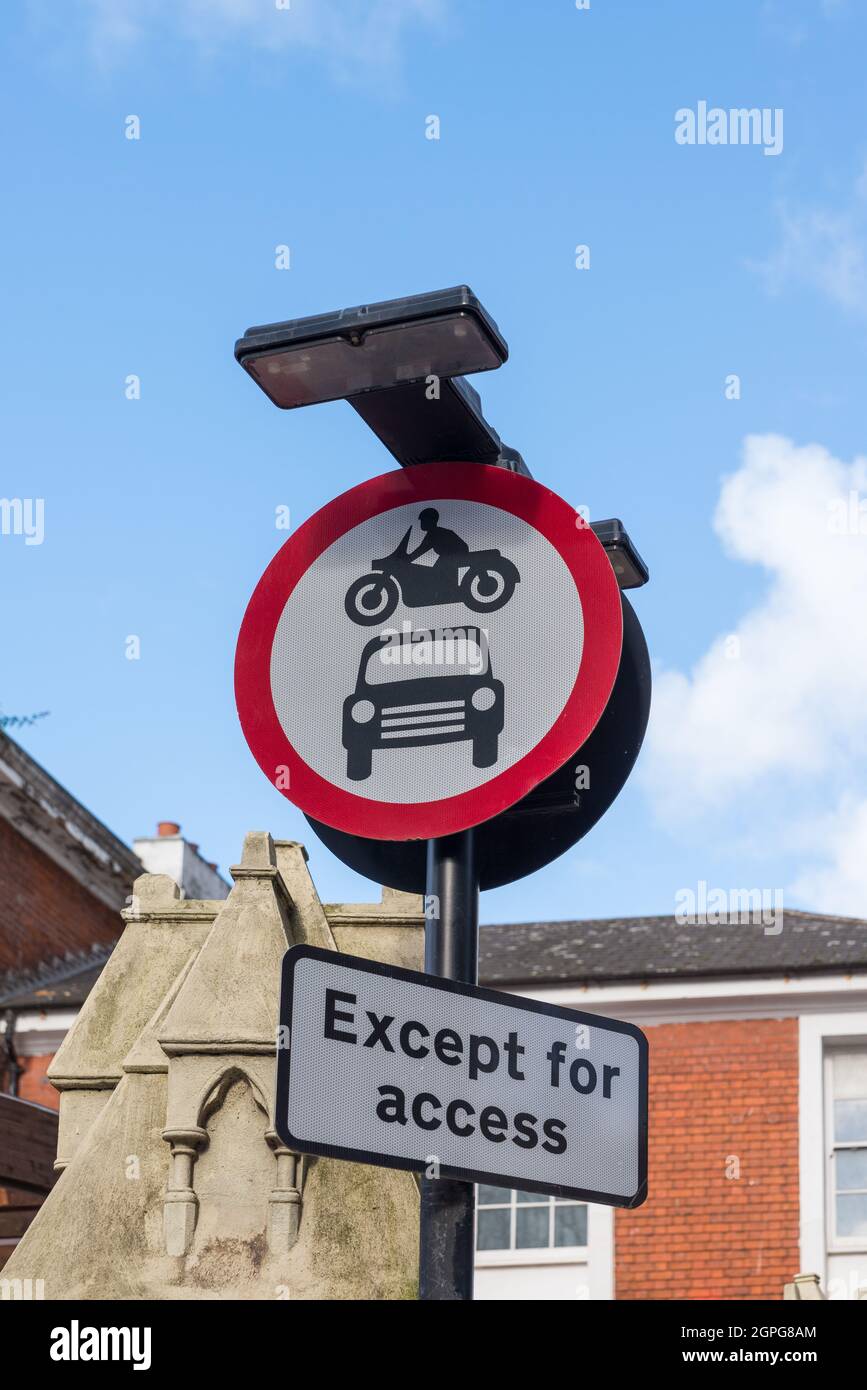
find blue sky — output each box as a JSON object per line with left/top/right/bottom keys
{"left": 3, "top": 0, "right": 867, "bottom": 924}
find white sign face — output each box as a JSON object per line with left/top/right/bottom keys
{"left": 276, "top": 947, "right": 648, "bottom": 1207}
{"left": 235, "top": 463, "right": 623, "bottom": 842}
{"left": 270, "top": 498, "right": 582, "bottom": 803}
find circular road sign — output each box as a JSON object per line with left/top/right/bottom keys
{"left": 235, "top": 463, "right": 622, "bottom": 841}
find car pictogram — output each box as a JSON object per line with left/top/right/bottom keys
{"left": 342, "top": 624, "right": 505, "bottom": 781}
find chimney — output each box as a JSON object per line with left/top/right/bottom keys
{"left": 134, "top": 823, "right": 229, "bottom": 901}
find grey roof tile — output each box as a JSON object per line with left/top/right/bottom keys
{"left": 479, "top": 910, "right": 867, "bottom": 985}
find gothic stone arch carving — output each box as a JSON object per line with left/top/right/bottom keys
{"left": 161, "top": 1065, "right": 301, "bottom": 1257}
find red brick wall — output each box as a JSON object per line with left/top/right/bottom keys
{"left": 16, "top": 1054, "right": 59, "bottom": 1111}
{"left": 0, "top": 816, "right": 122, "bottom": 975}
{"left": 615, "top": 1017, "right": 800, "bottom": 1300}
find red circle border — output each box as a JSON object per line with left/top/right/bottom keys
{"left": 234, "top": 463, "right": 622, "bottom": 841}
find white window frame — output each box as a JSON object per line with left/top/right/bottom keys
{"left": 474, "top": 1193, "right": 614, "bottom": 1297}
{"left": 799, "top": 1012, "right": 867, "bottom": 1282}
{"left": 475, "top": 1188, "right": 588, "bottom": 1265}
{"left": 823, "top": 1044, "right": 867, "bottom": 1252}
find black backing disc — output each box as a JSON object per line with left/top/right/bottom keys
{"left": 306, "top": 594, "right": 651, "bottom": 892}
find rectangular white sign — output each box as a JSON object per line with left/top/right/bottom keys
{"left": 277, "top": 947, "right": 648, "bottom": 1206}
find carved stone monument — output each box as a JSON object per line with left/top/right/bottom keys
{"left": 4, "top": 833, "right": 424, "bottom": 1299}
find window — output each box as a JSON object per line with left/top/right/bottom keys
{"left": 476, "top": 1185, "right": 587, "bottom": 1252}
{"left": 826, "top": 1048, "right": 867, "bottom": 1246}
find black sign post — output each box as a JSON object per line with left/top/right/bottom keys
{"left": 237, "top": 286, "right": 651, "bottom": 1303}
{"left": 420, "top": 830, "right": 479, "bottom": 1301}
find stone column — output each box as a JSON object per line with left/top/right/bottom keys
{"left": 266, "top": 1129, "right": 302, "bottom": 1251}
{"left": 162, "top": 1125, "right": 207, "bottom": 1257}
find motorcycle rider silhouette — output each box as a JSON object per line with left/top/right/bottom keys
{"left": 405, "top": 508, "right": 470, "bottom": 569}
{"left": 344, "top": 509, "right": 521, "bottom": 625}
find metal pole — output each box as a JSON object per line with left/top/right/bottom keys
{"left": 419, "top": 828, "right": 478, "bottom": 1301}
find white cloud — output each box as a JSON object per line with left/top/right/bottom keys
{"left": 44, "top": 0, "right": 445, "bottom": 79}
{"left": 750, "top": 161, "right": 867, "bottom": 316}
{"left": 791, "top": 797, "right": 867, "bottom": 914}
{"left": 761, "top": 0, "right": 851, "bottom": 46}
{"left": 644, "top": 433, "right": 867, "bottom": 914}
{"left": 750, "top": 204, "right": 867, "bottom": 315}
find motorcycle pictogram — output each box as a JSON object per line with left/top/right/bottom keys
{"left": 344, "top": 509, "right": 521, "bottom": 626}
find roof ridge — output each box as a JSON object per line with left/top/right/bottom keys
{"left": 481, "top": 908, "right": 867, "bottom": 930}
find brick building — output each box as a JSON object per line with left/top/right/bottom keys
{"left": 0, "top": 730, "right": 229, "bottom": 1266}
{"left": 0, "top": 732, "right": 230, "bottom": 1109}
{"left": 475, "top": 914, "right": 867, "bottom": 1301}
{"left": 0, "top": 729, "right": 143, "bottom": 1108}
